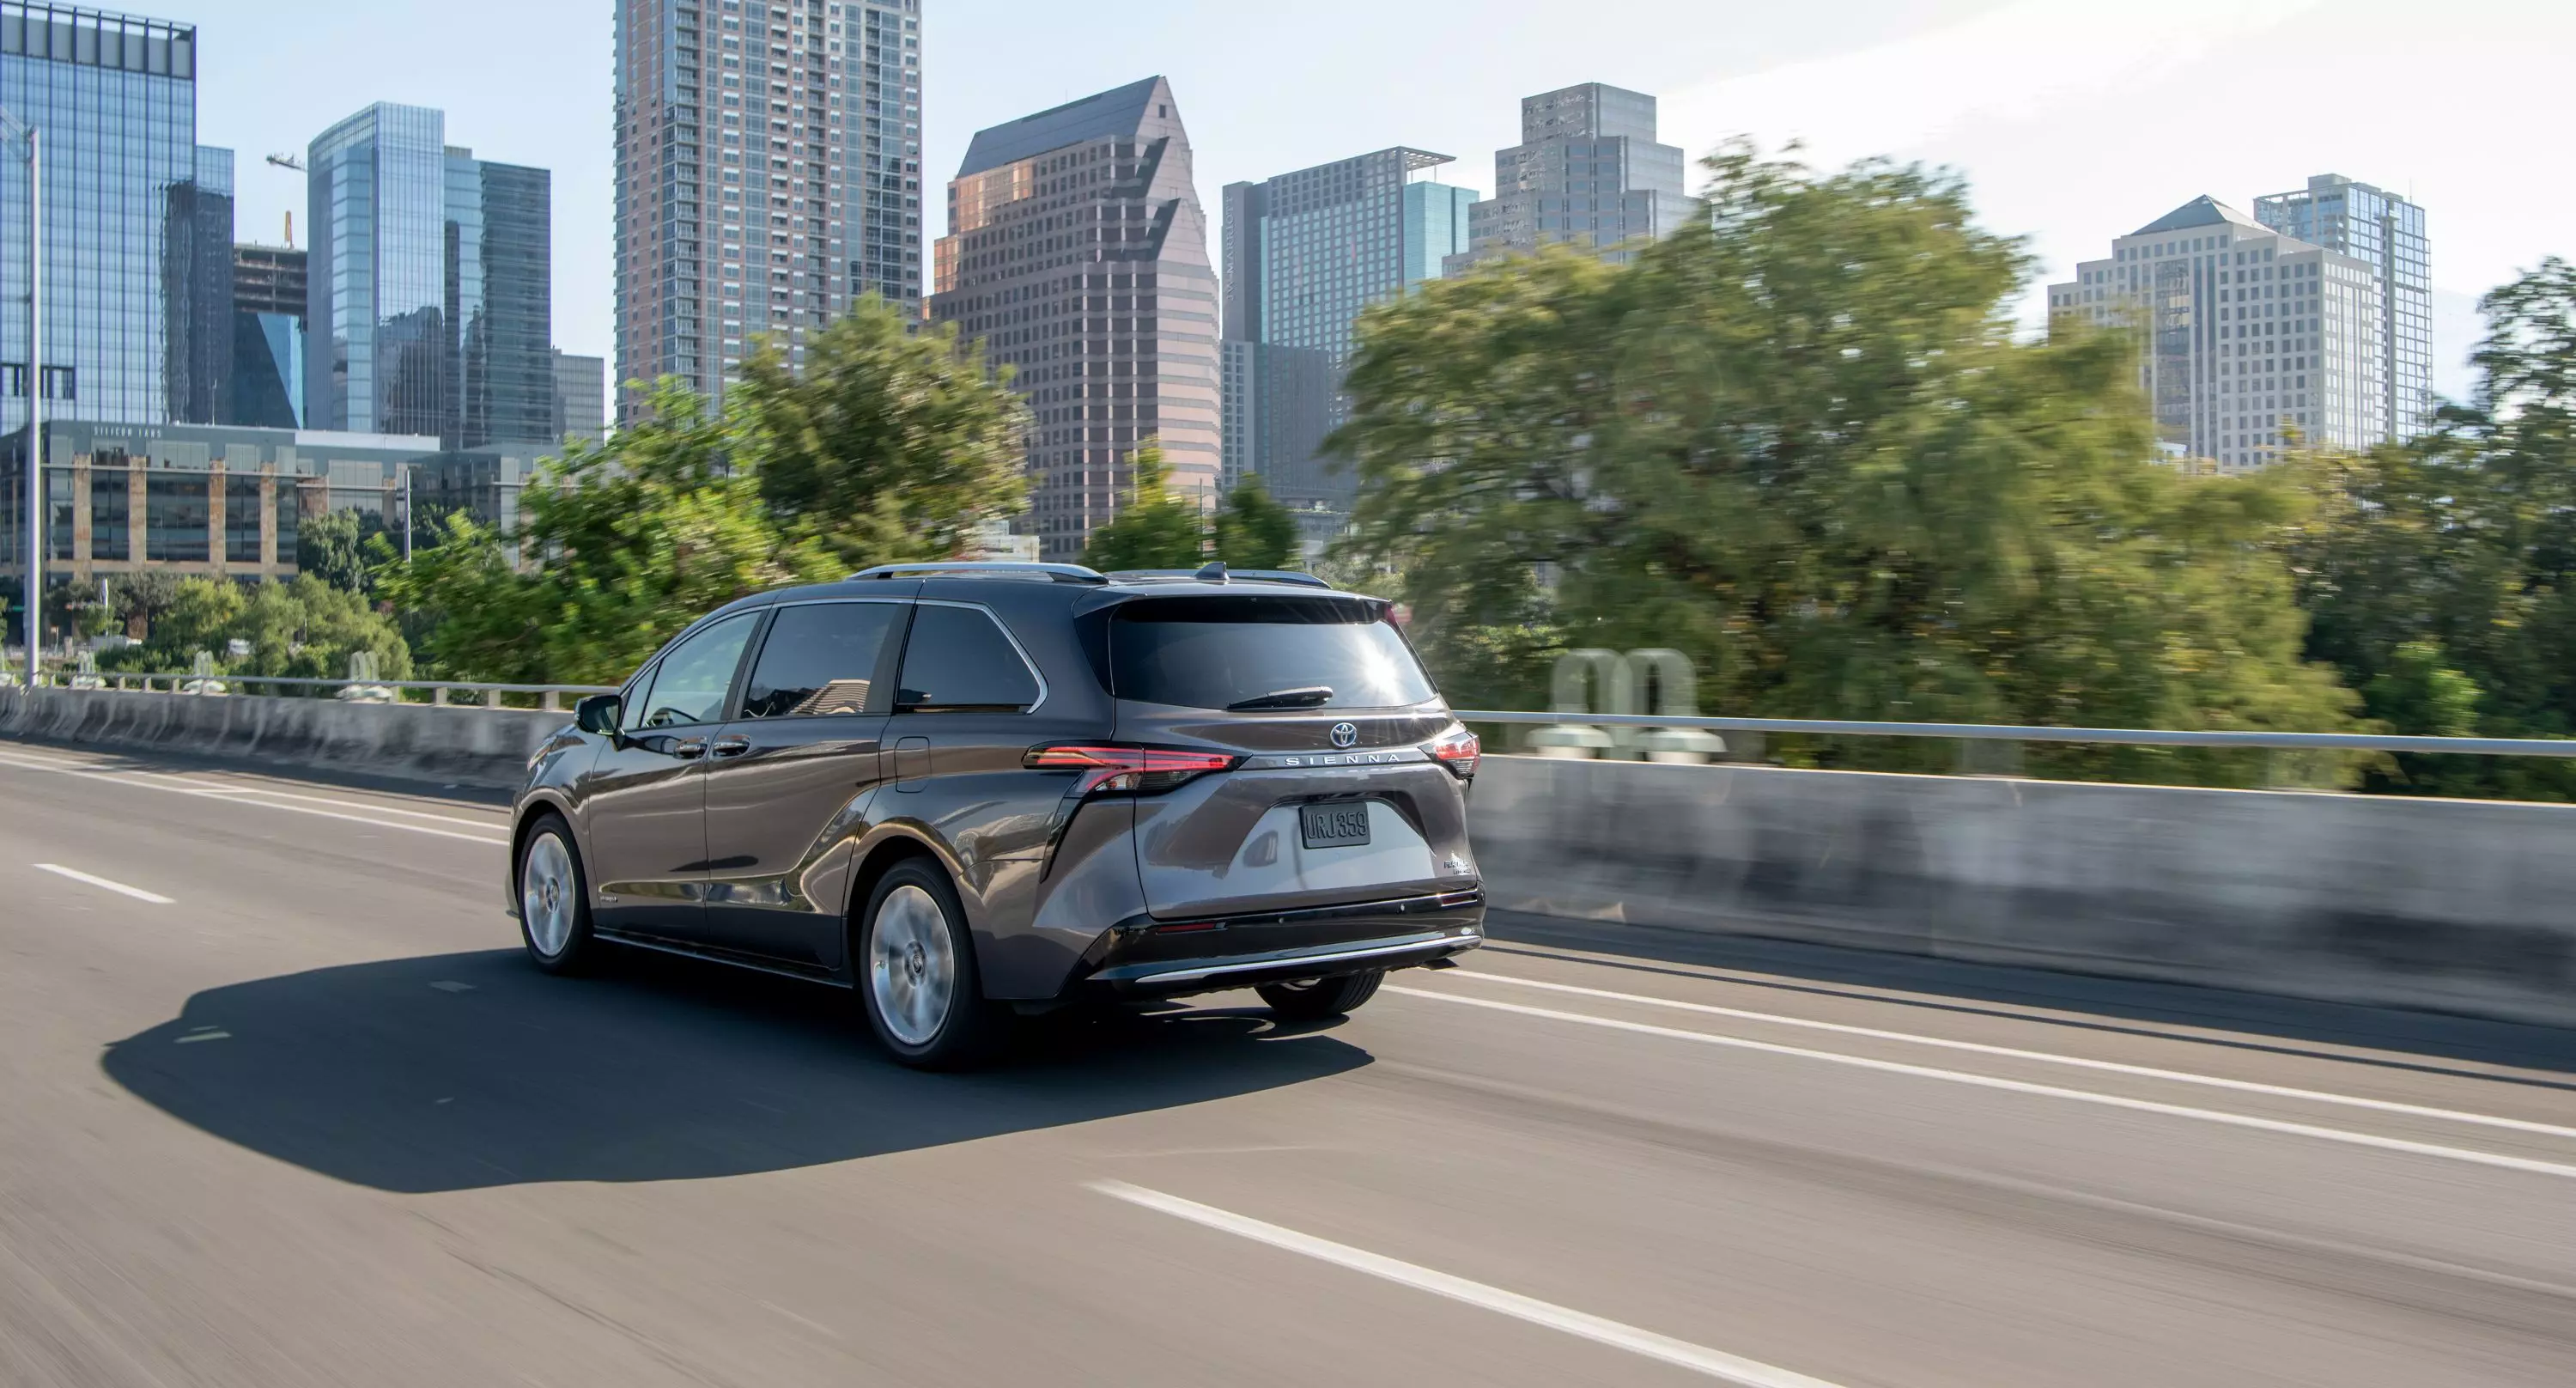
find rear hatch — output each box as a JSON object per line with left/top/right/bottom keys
{"left": 1104, "top": 590, "right": 1479, "bottom": 921}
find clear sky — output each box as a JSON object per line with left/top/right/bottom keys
{"left": 171, "top": 0, "right": 2576, "bottom": 404}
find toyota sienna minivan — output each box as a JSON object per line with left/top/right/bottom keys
{"left": 507, "top": 561, "right": 1485, "bottom": 1067}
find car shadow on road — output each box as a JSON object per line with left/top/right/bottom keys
{"left": 101, "top": 948, "right": 1367, "bottom": 1194}
{"left": 1485, "top": 910, "right": 2576, "bottom": 1090}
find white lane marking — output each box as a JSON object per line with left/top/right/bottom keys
{"left": 0, "top": 752, "right": 508, "bottom": 847}
{"left": 1386, "top": 987, "right": 2576, "bottom": 1182}
{"left": 182, "top": 783, "right": 508, "bottom": 831}
{"left": 428, "top": 980, "right": 476, "bottom": 993}
{"left": 1092, "top": 1180, "right": 1849, "bottom": 1388}
{"left": 1450, "top": 971, "right": 2576, "bottom": 1142}
{"left": 33, "top": 862, "right": 175, "bottom": 904}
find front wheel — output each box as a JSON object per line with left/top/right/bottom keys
{"left": 518, "top": 814, "right": 605, "bottom": 975}
{"left": 1256, "top": 969, "right": 1384, "bottom": 1020}
{"left": 858, "top": 861, "right": 1010, "bottom": 1069}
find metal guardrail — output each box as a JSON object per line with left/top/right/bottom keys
{"left": 17, "top": 672, "right": 618, "bottom": 711}
{"left": 1453, "top": 709, "right": 2576, "bottom": 760}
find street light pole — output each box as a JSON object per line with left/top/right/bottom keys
{"left": 1, "top": 111, "right": 36, "bottom": 685}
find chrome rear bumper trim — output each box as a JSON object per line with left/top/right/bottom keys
{"left": 1122, "top": 931, "right": 1480, "bottom": 988}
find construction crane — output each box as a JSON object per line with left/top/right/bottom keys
{"left": 264, "top": 152, "right": 304, "bottom": 172}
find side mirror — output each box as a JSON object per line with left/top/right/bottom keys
{"left": 574, "top": 693, "right": 623, "bottom": 736}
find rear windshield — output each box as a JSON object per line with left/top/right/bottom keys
{"left": 1110, "top": 595, "right": 1437, "bottom": 711}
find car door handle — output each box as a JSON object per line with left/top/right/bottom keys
{"left": 669, "top": 737, "right": 709, "bottom": 760}
{"left": 708, "top": 734, "right": 752, "bottom": 758}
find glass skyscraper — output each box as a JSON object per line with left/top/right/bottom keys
{"left": 613, "top": 0, "right": 924, "bottom": 424}
{"left": 1220, "top": 148, "right": 1474, "bottom": 530}
{"left": 1448, "top": 82, "right": 1693, "bottom": 274}
{"left": 2255, "top": 174, "right": 2432, "bottom": 435}
{"left": 306, "top": 102, "right": 555, "bottom": 448}
{"left": 228, "top": 243, "right": 305, "bottom": 429}
{"left": 0, "top": 3, "right": 228, "bottom": 425}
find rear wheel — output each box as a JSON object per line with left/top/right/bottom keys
{"left": 859, "top": 860, "right": 1010, "bottom": 1069}
{"left": 1256, "top": 968, "right": 1384, "bottom": 1020}
{"left": 518, "top": 814, "right": 604, "bottom": 975}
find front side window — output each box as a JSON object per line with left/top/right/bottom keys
{"left": 633, "top": 612, "right": 758, "bottom": 728}
{"left": 1110, "top": 597, "right": 1437, "bottom": 711}
{"left": 895, "top": 604, "right": 1041, "bottom": 711}
{"left": 740, "top": 601, "right": 903, "bottom": 718}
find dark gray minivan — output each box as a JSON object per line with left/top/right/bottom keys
{"left": 507, "top": 562, "right": 1485, "bottom": 1067}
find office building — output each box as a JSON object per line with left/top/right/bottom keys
{"left": 305, "top": 103, "right": 555, "bottom": 450}
{"left": 1221, "top": 148, "right": 1473, "bottom": 534}
{"left": 1447, "top": 82, "right": 1692, "bottom": 275}
{"left": 2048, "top": 196, "right": 2388, "bottom": 472}
{"left": 229, "top": 244, "right": 307, "bottom": 429}
{"left": 930, "top": 76, "right": 1222, "bottom": 562}
{"left": 0, "top": 3, "right": 231, "bottom": 426}
{"left": 2256, "top": 174, "right": 2432, "bottom": 436}
{"left": 612, "top": 0, "right": 924, "bottom": 424}
{"left": 552, "top": 350, "right": 606, "bottom": 444}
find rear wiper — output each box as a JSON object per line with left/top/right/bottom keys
{"left": 1225, "top": 686, "right": 1335, "bottom": 710}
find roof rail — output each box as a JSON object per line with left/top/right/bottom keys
{"left": 1103, "top": 568, "right": 1334, "bottom": 590}
{"left": 848, "top": 561, "right": 1109, "bottom": 585}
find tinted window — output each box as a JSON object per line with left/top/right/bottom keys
{"left": 619, "top": 662, "right": 661, "bottom": 734}
{"left": 740, "top": 601, "right": 903, "bottom": 719}
{"left": 1111, "top": 597, "right": 1436, "bottom": 710}
{"left": 896, "top": 604, "right": 1042, "bottom": 710}
{"left": 634, "top": 612, "right": 757, "bottom": 727}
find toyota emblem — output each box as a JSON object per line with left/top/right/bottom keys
{"left": 1329, "top": 721, "right": 1359, "bottom": 749}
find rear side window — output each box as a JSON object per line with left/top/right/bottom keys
{"left": 740, "top": 601, "right": 904, "bottom": 718}
{"left": 896, "top": 604, "right": 1043, "bottom": 711}
{"left": 1110, "top": 596, "right": 1436, "bottom": 710}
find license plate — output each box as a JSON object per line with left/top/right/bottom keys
{"left": 1299, "top": 801, "right": 1372, "bottom": 849}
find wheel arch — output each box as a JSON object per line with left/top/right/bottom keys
{"left": 508, "top": 792, "right": 580, "bottom": 910}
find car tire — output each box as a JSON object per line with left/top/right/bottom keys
{"left": 858, "top": 860, "right": 1010, "bottom": 1069}
{"left": 1256, "top": 968, "right": 1384, "bottom": 1020}
{"left": 518, "top": 813, "right": 605, "bottom": 976}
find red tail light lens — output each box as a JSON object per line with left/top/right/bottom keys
{"left": 1024, "top": 745, "right": 1239, "bottom": 796}
{"left": 1428, "top": 727, "right": 1480, "bottom": 779}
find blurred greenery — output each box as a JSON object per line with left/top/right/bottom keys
{"left": 2297, "top": 257, "right": 2576, "bottom": 799}
{"left": 1080, "top": 446, "right": 1303, "bottom": 572}
{"left": 97, "top": 575, "right": 410, "bottom": 686}
{"left": 1331, "top": 142, "right": 2365, "bottom": 788}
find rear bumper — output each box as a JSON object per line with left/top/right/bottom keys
{"left": 1076, "top": 889, "right": 1485, "bottom": 1000}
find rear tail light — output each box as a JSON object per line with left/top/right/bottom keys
{"left": 1024, "top": 745, "right": 1239, "bottom": 796}
{"left": 1428, "top": 727, "right": 1480, "bottom": 779}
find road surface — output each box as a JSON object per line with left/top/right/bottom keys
{"left": 3, "top": 738, "right": 2573, "bottom": 1386}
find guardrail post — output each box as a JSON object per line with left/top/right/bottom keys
{"left": 541, "top": 689, "right": 561, "bottom": 712}
{"left": 433, "top": 685, "right": 448, "bottom": 707}
{"left": 1957, "top": 739, "right": 2025, "bottom": 776}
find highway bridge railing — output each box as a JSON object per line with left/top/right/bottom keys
{"left": 1452, "top": 709, "right": 2576, "bottom": 760}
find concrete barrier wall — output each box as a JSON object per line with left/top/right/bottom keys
{"left": 0, "top": 685, "right": 564, "bottom": 789}
{"left": 1471, "top": 755, "right": 2576, "bottom": 1029}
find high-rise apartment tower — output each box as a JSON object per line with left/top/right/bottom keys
{"left": 612, "top": 0, "right": 924, "bottom": 424}
{"left": 1221, "top": 148, "right": 1473, "bottom": 533}
{"left": 1448, "top": 82, "right": 1692, "bottom": 274}
{"left": 2049, "top": 196, "right": 2388, "bottom": 472}
{"left": 930, "top": 76, "right": 1221, "bottom": 562}
{"left": 2255, "top": 174, "right": 2431, "bottom": 436}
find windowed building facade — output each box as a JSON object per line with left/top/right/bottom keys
{"left": 2255, "top": 174, "right": 2432, "bottom": 436}
{"left": 1447, "top": 82, "right": 1692, "bottom": 275}
{"left": 2048, "top": 195, "right": 2385, "bottom": 472}
{"left": 930, "top": 76, "right": 1222, "bottom": 562}
{"left": 0, "top": 3, "right": 230, "bottom": 427}
{"left": 1220, "top": 148, "right": 1473, "bottom": 538}
{"left": 228, "top": 244, "right": 307, "bottom": 429}
{"left": 305, "top": 103, "right": 556, "bottom": 450}
{"left": 613, "top": 0, "right": 924, "bottom": 425}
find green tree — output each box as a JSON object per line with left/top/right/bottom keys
{"left": 1080, "top": 443, "right": 1211, "bottom": 571}
{"left": 377, "top": 380, "right": 840, "bottom": 687}
{"left": 2298, "top": 258, "right": 2576, "bottom": 799}
{"left": 108, "top": 571, "right": 185, "bottom": 640}
{"left": 1333, "top": 143, "right": 2360, "bottom": 785}
{"left": 296, "top": 508, "right": 388, "bottom": 594}
{"left": 1212, "top": 474, "right": 1301, "bottom": 569}
{"left": 738, "top": 296, "right": 1030, "bottom": 569}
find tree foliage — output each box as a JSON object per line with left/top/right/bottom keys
{"left": 2299, "top": 258, "right": 2576, "bottom": 799}
{"left": 296, "top": 508, "right": 387, "bottom": 594}
{"left": 100, "top": 575, "right": 410, "bottom": 684}
{"left": 381, "top": 301, "right": 1030, "bottom": 686}
{"left": 1081, "top": 447, "right": 1307, "bottom": 574}
{"left": 1333, "top": 143, "right": 2360, "bottom": 785}
{"left": 1212, "top": 475, "right": 1302, "bottom": 570}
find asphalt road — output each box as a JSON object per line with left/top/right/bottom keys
{"left": 3, "top": 738, "right": 2575, "bottom": 1387}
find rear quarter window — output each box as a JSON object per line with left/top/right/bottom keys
{"left": 1110, "top": 595, "right": 1436, "bottom": 711}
